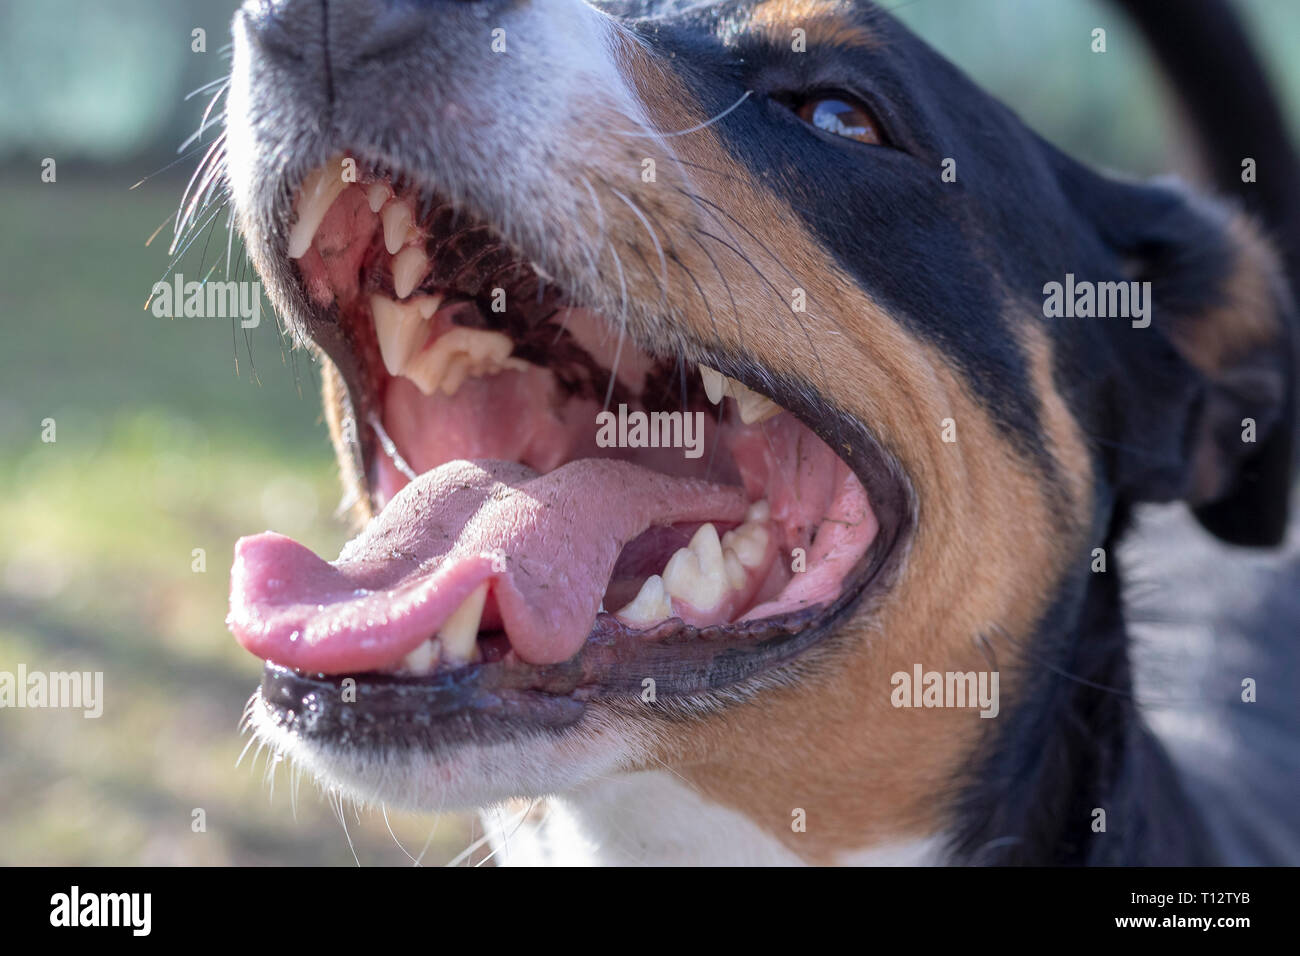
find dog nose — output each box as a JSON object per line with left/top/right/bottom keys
{"left": 239, "top": 0, "right": 489, "bottom": 80}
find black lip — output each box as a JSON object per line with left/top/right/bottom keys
{"left": 250, "top": 155, "right": 916, "bottom": 751}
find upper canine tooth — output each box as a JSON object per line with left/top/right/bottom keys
{"left": 371, "top": 294, "right": 438, "bottom": 376}
{"left": 366, "top": 181, "right": 393, "bottom": 213}
{"left": 404, "top": 327, "right": 518, "bottom": 397}
{"left": 700, "top": 365, "right": 726, "bottom": 405}
{"left": 288, "top": 155, "right": 349, "bottom": 259}
{"left": 614, "top": 574, "right": 674, "bottom": 627}
{"left": 438, "top": 582, "right": 488, "bottom": 663}
{"left": 381, "top": 200, "right": 415, "bottom": 254}
{"left": 662, "top": 523, "right": 729, "bottom": 610}
{"left": 392, "top": 246, "right": 429, "bottom": 299}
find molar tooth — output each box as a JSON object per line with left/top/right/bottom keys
{"left": 745, "top": 499, "right": 771, "bottom": 523}
{"left": 721, "top": 523, "right": 769, "bottom": 569}
{"left": 662, "top": 523, "right": 729, "bottom": 610}
{"left": 371, "top": 294, "right": 437, "bottom": 376}
{"left": 614, "top": 574, "right": 674, "bottom": 627}
{"left": 734, "top": 386, "right": 781, "bottom": 424}
{"left": 401, "top": 638, "right": 441, "bottom": 676}
{"left": 404, "top": 327, "right": 518, "bottom": 396}
{"left": 366, "top": 181, "right": 392, "bottom": 213}
{"left": 392, "top": 246, "right": 429, "bottom": 298}
{"left": 381, "top": 200, "right": 415, "bottom": 254}
{"left": 723, "top": 549, "right": 747, "bottom": 590}
{"left": 438, "top": 582, "right": 488, "bottom": 663}
{"left": 288, "top": 155, "right": 349, "bottom": 259}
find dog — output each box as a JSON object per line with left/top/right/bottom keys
{"left": 218, "top": 0, "right": 1298, "bottom": 864}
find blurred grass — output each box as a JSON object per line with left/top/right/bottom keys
{"left": 0, "top": 177, "right": 472, "bottom": 864}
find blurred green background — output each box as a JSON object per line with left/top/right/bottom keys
{"left": 0, "top": 0, "right": 1296, "bottom": 865}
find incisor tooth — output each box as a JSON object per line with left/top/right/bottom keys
{"left": 381, "top": 201, "right": 415, "bottom": 254}
{"left": 662, "top": 523, "right": 729, "bottom": 610}
{"left": 438, "top": 582, "right": 488, "bottom": 663}
{"left": 288, "top": 156, "right": 349, "bottom": 259}
{"left": 392, "top": 246, "right": 428, "bottom": 298}
{"left": 366, "top": 181, "right": 392, "bottom": 213}
{"left": 401, "top": 638, "right": 441, "bottom": 676}
{"left": 404, "top": 327, "right": 518, "bottom": 397}
{"left": 615, "top": 574, "right": 673, "bottom": 627}
{"left": 371, "top": 294, "right": 439, "bottom": 376}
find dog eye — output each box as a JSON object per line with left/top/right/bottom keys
{"left": 791, "top": 94, "right": 882, "bottom": 145}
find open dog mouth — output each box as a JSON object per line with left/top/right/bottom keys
{"left": 230, "top": 155, "right": 912, "bottom": 739}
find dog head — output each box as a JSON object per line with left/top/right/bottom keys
{"left": 221, "top": 0, "right": 1295, "bottom": 862}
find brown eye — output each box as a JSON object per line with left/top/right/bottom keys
{"left": 795, "top": 95, "right": 882, "bottom": 145}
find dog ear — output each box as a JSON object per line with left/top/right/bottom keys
{"left": 1066, "top": 173, "right": 1296, "bottom": 546}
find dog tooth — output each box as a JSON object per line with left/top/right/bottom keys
{"left": 366, "top": 181, "right": 392, "bottom": 213}
{"left": 734, "top": 387, "right": 781, "bottom": 425}
{"left": 614, "top": 574, "right": 673, "bottom": 627}
{"left": 745, "top": 499, "right": 771, "bottom": 523}
{"left": 722, "top": 523, "right": 769, "bottom": 569}
{"left": 288, "top": 156, "right": 349, "bottom": 258}
{"left": 699, "top": 365, "right": 726, "bottom": 405}
{"left": 392, "top": 246, "right": 429, "bottom": 299}
{"left": 438, "top": 582, "right": 488, "bottom": 663}
{"left": 404, "top": 327, "right": 517, "bottom": 396}
{"left": 663, "top": 523, "right": 729, "bottom": 610}
{"left": 438, "top": 354, "right": 472, "bottom": 396}
{"left": 371, "top": 294, "right": 434, "bottom": 376}
{"left": 381, "top": 200, "right": 415, "bottom": 254}
{"left": 723, "top": 549, "right": 747, "bottom": 590}
{"left": 401, "top": 638, "right": 441, "bottom": 676}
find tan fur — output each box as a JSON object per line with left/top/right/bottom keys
{"left": 749, "top": 0, "right": 879, "bottom": 50}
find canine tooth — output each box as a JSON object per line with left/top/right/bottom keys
{"left": 700, "top": 365, "right": 726, "bottom": 405}
{"left": 288, "top": 156, "right": 349, "bottom": 258}
{"left": 382, "top": 201, "right": 415, "bottom": 254}
{"left": 699, "top": 366, "right": 780, "bottom": 423}
{"left": 745, "top": 499, "right": 771, "bottom": 523}
{"left": 721, "top": 522, "right": 769, "bottom": 568}
{"left": 615, "top": 574, "right": 674, "bottom": 626}
{"left": 366, "top": 181, "right": 392, "bottom": 213}
{"left": 401, "top": 638, "right": 441, "bottom": 676}
{"left": 735, "top": 387, "right": 781, "bottom": 424}
{"left": 392, "top": 246, "right": 428, "bottom": 298}
{"left": 371, "top": 294, "right": 436, "bottom": 376}
{"left": 723, "top": 549, "right": 747, "bottom": 590}
{"left": 438, "top": 582, "right": 488, "bottom": 663}
{"left": 662, "top": 523, "right": 729, "bottom": 610}
{"left": 404, "top": 327, "right": 517, "bottom": 396}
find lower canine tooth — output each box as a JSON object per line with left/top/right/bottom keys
{"left": 382, "top": 200, "right": 415, "bottom": 254}
{"left": 615, "top": 574, "right": 673, "bottom": 626}
{"left": 662, "top": 523, "right": 729, "bottom": 610}
{"left": 371, "top": 294, "right": 439, "bottom": 376}
{"left": 392, "top": 246, "right": 428, "bottom": 298}
{"left": 401, "top": 638, "right": 441, "bottom": 676}
{"left": 288, "top": 155, "right": 348, "bottom": 259}
{"left": 439, "top": 582, "right": 488, "bottom": 663}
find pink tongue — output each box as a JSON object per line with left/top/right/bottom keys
{"left": 228, "top": 459, "right": 748, "bottom": 671}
